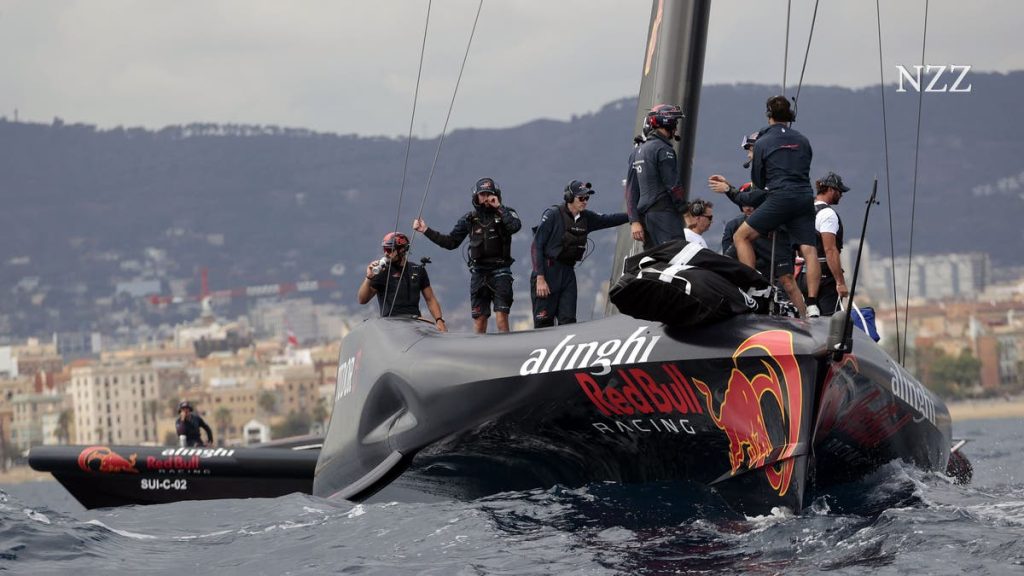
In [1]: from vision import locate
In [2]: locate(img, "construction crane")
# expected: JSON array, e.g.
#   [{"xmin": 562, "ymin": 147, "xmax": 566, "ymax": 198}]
[{"xmin": 147, "ymin": 267, "xmax": 338, "ymax": 306}]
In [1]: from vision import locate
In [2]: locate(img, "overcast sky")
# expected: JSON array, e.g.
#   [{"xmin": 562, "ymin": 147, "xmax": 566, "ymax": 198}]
[{"xmin": 1, "ymin": 0, "xmax": 1020, "ymax": 137}]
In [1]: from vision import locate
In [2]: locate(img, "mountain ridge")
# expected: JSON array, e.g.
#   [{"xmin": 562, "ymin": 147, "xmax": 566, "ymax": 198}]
[{"xmin": 1, "ymin": 73, "xmax": 1021, "ymax": 337}]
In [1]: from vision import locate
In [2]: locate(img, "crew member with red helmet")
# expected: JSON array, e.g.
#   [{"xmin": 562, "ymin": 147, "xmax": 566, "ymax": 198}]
[
  {"xmin": 357, "ymin": 232, "xmax": 447, "ymax": 332},
  {"xmin": 627, "ymin": 103, "xmax": 688, "ymax": 248},
  {"xmin": 413, "ymin": 177, "xmax": 521, "ymax": 333}
]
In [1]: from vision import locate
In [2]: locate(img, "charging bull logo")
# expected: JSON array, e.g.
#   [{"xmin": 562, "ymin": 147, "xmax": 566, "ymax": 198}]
[
  {"xmin": 693, "ymin": 330, "xmax": 803, "ymax": 497},
  {"xmin": 77, "ymin": 446, "xmax": 140, "ymax": 474}
]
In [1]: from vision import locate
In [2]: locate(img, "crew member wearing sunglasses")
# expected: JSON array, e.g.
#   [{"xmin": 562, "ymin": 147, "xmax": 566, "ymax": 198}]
[
  {"xmin": 358, "ymin": 232, "xmax": 446, "ymax": 332},
  {"xmin": 530, "ymin": 180, "xmax": 628, "ymax": 328}
]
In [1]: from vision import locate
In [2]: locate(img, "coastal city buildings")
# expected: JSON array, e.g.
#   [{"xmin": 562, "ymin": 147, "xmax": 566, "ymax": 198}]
[{"xmin": 0, "ymin": 253, "xmax": 1022, "ymax": 459}]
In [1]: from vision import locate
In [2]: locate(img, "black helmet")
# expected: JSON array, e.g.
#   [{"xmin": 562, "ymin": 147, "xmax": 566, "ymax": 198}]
[
  {"xmin": 381, "ymin": 232, "xmax": 410, "ymax": 252},
  {"xmin": 471, "ymin": 177, "xmax": 502, "ymax": 206},
  {"xmin": 178, "ymin": 400, "xmax": 192, "ymax": 411},
  {"xmin": 645, "ymin": 104, "xmax": 684, "ymax": 133}
]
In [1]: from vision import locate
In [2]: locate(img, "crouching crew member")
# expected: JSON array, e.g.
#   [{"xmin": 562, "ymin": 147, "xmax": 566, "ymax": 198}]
[
  {"xmin": 798, "ymin": 172, "xmax": 851, "ymax": 315},
  {"xmin": 531, "ymin": 180, "xmax": 629, "ymax": 328},
  {"xmin": 682, "ymin": 198, "xmax": 714, "ymax": 249},
  {"xmin": 357, "ymin": 232, "xmax": 447, "ymax": 331},
  {"xmin": 413, "ymin": 177, "xmax": 521, "ymax": 333}
]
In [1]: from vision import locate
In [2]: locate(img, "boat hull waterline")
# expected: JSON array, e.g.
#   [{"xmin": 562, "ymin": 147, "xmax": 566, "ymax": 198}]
[{"xmin": 314, "ymin": 315, "xmax": 952, "ymax": 515}]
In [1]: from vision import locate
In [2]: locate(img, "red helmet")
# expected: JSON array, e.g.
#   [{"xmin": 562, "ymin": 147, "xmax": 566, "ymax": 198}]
[
  {"xmin": 381, "ymin": 232, "xmax": 410, "ymax": 252},
  {"xmin": 645, "ymin": 104, "xmax": 684, "ymax": 132}
]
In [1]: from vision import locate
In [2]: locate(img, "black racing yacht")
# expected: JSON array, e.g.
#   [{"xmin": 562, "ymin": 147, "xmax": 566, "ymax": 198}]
[
  {"xmin": 29, "ymin": 0, "xmax": 968, "ymax": 512},
  {"xmin": 311, "ymin": 0, "xmax": 969, "ymax": 515}
]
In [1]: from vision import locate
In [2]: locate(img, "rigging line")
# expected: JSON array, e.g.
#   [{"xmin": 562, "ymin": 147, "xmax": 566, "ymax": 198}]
[
  {"xmin": 412, "ymin": 0, "xmax": 484, "ymax": 225},
  {"xmin": 901, "ymin": 0, "xmax": 929, "ymax": 362},
  {"xmin": 875, "ymin": 0, "xmax": 902, "ymax": 363},
  {"xmin": 386, "ymin": 0, "xmax": 484, "ymax": 318},
  {"xmin": 381, "ymin": 0, "xmax": 433, "ymax": 318},
  {"xmin": 783, "ymin": 0, "xmax": 792, "ymax": 95},
  {"xmin": 793, "ymin": 0, "xmax": 820, "ymax": 107}
]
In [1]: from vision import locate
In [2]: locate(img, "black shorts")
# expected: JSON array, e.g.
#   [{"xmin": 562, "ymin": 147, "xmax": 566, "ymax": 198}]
[
  {"xmin": 470, "ymin": 267, "xmax": 514, "ymax": 318},
  {"xmin": 745, "ymin": 190, "xmax": 816, "ymax": 247}
]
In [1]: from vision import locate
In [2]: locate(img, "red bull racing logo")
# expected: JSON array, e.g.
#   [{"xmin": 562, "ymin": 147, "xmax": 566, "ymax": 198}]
[
  {"xmin": 693, "ymin": 330, "xmax": 804, "ymax": 497},
  {"xmin": 77, "ymin": 446, "xmax": 140, "ymax": 474}
]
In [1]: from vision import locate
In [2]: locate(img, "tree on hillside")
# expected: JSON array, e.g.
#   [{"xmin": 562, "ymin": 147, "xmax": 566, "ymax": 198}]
[
  {"xmin": 214, "ymin": 406, "xmax": 233, "ymax": 445},
  {"xmin": 258, "ymin": 390, "xmax": 278, "ymax": 416},
  {"xmin": 312, "ymin": 397, "xmax": 329, "ymax": 426},
  {"xmin": 272, "ymin": 411, "xmax": 311, "ymax": 439},
  {"xmin": 922, "ymin": 348, "xmax": 981, "ymax": 399},
  {"xmin": 56, "ymin": 409, "xmax": 74, "ymax": 444}
]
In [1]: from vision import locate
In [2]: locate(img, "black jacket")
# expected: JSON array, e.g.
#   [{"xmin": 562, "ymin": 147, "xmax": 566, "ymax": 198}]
[
  {"xmin": 424, "ymin": 206, "xmax": 522, "ymax": 268},
  {"xmin": 630, "ymin": 132, "xmax": 685, "ymax": 215},
  {"xmin": 532, "ymin": 205, "xmax": 628, "ymax": 277},
  {"xmin": 751, "ymin": 123, "xmax": 813, "ymax": 194},
  {"xmin": 176, "ymin": 413, "xmax": 214, "ymax": 447}
]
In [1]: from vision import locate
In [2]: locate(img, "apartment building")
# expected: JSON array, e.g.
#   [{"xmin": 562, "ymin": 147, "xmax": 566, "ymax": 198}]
[{"xmin": 69, "ymin": 362, "xmax": 160, "ymax": 445}]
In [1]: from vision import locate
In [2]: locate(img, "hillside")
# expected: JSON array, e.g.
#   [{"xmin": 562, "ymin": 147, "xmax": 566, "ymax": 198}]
[{"xmin": 1, "ymin": 73, "xmax": 1021, "ymax": 338}]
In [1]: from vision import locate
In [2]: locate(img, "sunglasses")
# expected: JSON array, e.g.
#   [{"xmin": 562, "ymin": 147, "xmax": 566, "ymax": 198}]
[
  {"xmin": 383, "ymin": 247, "xmax": 395, "ymax": 254},
  {"xmin": 576, "ymin": 195, "xmax": 590, "ymax": 203}
]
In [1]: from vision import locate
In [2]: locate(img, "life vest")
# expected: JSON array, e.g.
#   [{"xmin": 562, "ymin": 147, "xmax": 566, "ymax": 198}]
[
  {"xmin": 467, "ymin": 210, "xmax": 511, "ymax": 266},
  {"xmin": 555, "ymin": 204, "xmax": 589, "ymax": 265},
  {"xmin": 814, "ymin": 202, "xmax": 844, "ymax": 260}
]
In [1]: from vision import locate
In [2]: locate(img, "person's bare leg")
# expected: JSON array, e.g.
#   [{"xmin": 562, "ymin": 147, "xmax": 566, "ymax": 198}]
[
  {"xmin": 779, "ymin": 274, "xmax": 806, "ymax": 318},
  {"xmin": 495, "ymin": 312, "xmax": 510, "ymax": 333},
  {"xmin": 733, "ymin": 222, "xmax": 761, "ymax": 270},
  {"xmin": 473, "ymin": 316, "xmax": 488, "ymax": 334},
  {"xmin": 799, "ymin": 245, "xmax": 821, "ymax": 299}
]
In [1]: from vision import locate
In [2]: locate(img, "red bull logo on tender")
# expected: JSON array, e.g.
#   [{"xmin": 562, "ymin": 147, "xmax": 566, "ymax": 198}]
[
  {"xmin": 77, "ymin": 446, "xmax": 140, "ymax": 474},
  {"xmin": 693, "ymin": 330, "xmax": 804, "ymax": 497}
]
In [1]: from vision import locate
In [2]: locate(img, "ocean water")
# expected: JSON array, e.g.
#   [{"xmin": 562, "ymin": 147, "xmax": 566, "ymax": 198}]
[{"xmin": 2, "ymin": 417, "xmax": 1022, "ymax": 576}]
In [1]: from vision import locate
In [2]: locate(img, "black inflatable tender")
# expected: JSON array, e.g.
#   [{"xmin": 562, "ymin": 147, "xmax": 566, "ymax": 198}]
[{"xmin": 609, "ymin": 240, "xmax": 770, "ymax": 326}]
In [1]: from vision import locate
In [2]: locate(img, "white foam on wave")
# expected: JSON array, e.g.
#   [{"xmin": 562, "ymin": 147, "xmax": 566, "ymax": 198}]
[
  {"xmin": 744, "ymin": 506, "xmax": 796, "ymax": 533},
  {"xmin": 84, "ymin": 519, "xmax": 157, "ymax": 540},
  {"xmin": 23, "ymin": 508, "xmax": 50, "ymax": 524}
]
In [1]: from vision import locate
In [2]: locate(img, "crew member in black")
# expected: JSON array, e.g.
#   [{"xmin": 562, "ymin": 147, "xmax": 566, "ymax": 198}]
[
  {"xmin": 531, "ymin": 180, "xmax": 628, "ymax": 328},
  {"xmin": 357, "ymin": 232, "xmax": 447, "ymax": 331},
  {"xmin": 175, "ymin": 401, "xmax": 213, "ymax": 447},
  {"xmin": 711, "ymin": 132, "xmax": 805, "ymax": 313},
  {"xmin": 797, "ymin": 172, "xmax": 851, "ymax": 315},
  {"xmin": 714, "ymin": 96, "xmax": 821, "ymax": 317},
  {"xmin": 627, "ymin": 104, "xmax": 687, "ymax": 248},
  {"xmin": 413, "ymin": 177, "xmax": 521, "ymax": 333}
]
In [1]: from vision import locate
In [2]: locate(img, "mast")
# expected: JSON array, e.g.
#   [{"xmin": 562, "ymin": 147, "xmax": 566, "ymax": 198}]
[{"xmin": 605, "ymin": 0, "xmax": 712, "ymax": 315}]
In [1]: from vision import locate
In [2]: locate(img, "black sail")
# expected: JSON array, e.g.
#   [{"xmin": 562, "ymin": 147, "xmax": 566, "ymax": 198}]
[{"xmin": 606, "ymin": 0, "xmax": 711, "ymax": 316}]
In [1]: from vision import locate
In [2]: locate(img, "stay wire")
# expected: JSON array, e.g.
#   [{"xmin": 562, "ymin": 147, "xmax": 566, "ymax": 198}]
[
  {"xmin": 380, "ymin": 0, "xmax": 433, "ymax": 318},
  {"xmin": 412, "ymin": 0, "xmax": 484, "ymax": 226},
  {"xmin": 901, "ymin": 0, "xmax": 929, "ymax": 362},
  {"xmin": 793, "ymin": 0, "xmax": 820, "ymax": 108},
  {"xmin": 783, "ymin": 0, "xmax": 791, "ymax": 95},
  {"xmin": 386, "ymin": 0, "xmax": 485, "ymax": 319},
  {"xmin": 875, "ymin": 0, "xmax": 902, "ymax": 363}
]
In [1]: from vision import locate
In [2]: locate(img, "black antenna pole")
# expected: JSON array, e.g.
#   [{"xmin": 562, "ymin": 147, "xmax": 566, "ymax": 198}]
[{"xmin": 830, "ymin": 178, "xmax": 880, "ymax": 361}]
